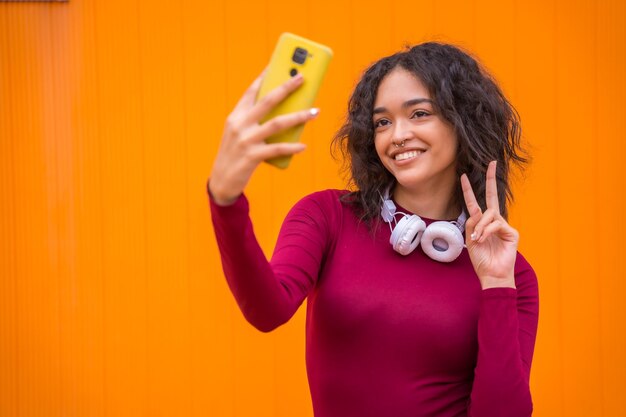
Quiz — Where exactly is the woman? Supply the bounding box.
[208,42,539,417]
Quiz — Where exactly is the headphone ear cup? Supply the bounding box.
[420,221,465,262]
[390,215,426,256]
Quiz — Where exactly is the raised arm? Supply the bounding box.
[467,258,539,417]
[209,191,335,332]
[461,161,540,415]
[208,69,324,331]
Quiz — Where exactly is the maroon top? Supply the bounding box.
[209,189,539,417]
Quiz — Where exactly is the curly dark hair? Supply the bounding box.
[332,42,529,225]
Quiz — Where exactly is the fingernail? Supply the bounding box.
[309,108,320,117]
[294,73,304,82]
[470,232,477,241]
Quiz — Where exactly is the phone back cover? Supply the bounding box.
[257,33,333,168]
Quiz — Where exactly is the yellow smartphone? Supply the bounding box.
[256,33,333,169]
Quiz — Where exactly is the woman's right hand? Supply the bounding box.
[208,70,320,206]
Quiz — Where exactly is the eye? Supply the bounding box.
[373,118,391,129]
[411,110,429,118]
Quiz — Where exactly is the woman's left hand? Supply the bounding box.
[461,161,518,289]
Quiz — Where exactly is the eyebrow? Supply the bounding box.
[373,98,434,115]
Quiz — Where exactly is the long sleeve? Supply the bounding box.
[210,188,541,416]
[209,191,335,332]
[467,255,539,417]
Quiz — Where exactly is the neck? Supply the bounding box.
[393,181,460,220]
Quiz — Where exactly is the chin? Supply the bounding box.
[393,170,456,193]
[394,175,426,190]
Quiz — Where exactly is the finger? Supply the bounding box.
[477,218,519,244]
[463,214,480,245]
[461,173,483,242]
[461,173,482,217]
[244,73,304,124]
[232,68,267,114]
[252,142,307,161]
[471,208,498,242]
[485,160,501,213]
[250,108,319,143]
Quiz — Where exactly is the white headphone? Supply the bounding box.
[380,189,467,262]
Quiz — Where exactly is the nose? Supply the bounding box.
[391,119,414,144]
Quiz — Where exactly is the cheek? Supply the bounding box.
[434,125,458,154]
[373,139,394,172]
[448,131,459,155]
[374,136,386,159]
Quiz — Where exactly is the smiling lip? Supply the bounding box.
[390,148,426,162]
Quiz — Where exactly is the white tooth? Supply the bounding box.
[395,150,422,161]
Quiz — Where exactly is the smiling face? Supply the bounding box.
[373,67,459,198]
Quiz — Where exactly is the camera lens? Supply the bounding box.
[290,68,298,77]
[292,47,308,65]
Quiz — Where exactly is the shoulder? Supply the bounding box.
[292,189,350,212]
[286,189,351,227]
[278,190,351,249]
[297,188,350,203]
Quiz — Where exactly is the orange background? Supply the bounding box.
[1,0,624,416]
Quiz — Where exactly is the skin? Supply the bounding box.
[209,69,518,290]
[462,161,518,289]
[209,71,318,205]
[373,67,459,220]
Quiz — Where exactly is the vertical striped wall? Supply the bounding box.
[0,0,624,416]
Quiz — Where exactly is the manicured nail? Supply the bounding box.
[471,232,477,241]
[309,108,320,117]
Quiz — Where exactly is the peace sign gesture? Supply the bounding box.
[461,161,518,289]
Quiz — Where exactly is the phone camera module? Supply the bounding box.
[292,47,308,65]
